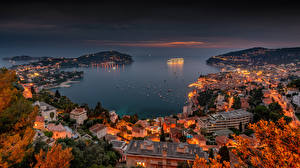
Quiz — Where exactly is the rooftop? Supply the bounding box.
[70,108,87,115]
[209,109,253,121]
[125,140,208,160]
[89,124,106,133]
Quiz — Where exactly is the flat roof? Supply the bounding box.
[125,140,207,160]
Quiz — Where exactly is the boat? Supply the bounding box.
[167,58,184,65]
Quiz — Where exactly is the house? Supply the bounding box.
[187,134,206,147]
[33,116,45,130]
[33,101,57,122]
[163,117,177,133]
[70,108,88,125]
[132,126,147,138]
[110,140,127,162]
[89,124,107,139]
[215,136,230,148]
[47,123,72,139]
[109,110,119,123]
[170,127,182,141]
[125,140,208,168]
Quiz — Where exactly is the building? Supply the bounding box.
[33,116,45,130]
[70,108,88,125]
[47,123,72,139]
[198,109,253,133]
[125,140,208,168]
[33,101,57,122]
[110,140,127,162]
[109,110,118,123]
[89,124,107,139]
[132,126,147,138]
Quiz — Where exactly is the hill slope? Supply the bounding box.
[207,47,300,67]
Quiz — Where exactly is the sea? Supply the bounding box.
[0,49,228,118]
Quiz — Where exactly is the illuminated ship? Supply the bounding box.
[167,58,184,64]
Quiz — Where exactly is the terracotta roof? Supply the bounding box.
[70,108,86,115]
[215,136,229,146]
[47,123,66,132]
[35,116,44,122]
[89,124,106,133]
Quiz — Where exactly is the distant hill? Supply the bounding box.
[17,50,133,68]
[77,51,133,64]
[206,47,300,67]
[3,55,50,61]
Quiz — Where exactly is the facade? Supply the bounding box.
[47,123,72,139]
[33,101,57,122]
[70,108,88,125]
[125,140,208,168]
[198,109,253,133]
[109,110,119,123]
[33,116,45,130]
[89,124,107,139]
[132,126,147,138]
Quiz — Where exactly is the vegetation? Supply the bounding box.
[232,96,241,109]
[193,118,300,168]
[287,79,300,90]
[207,47,300,66]
[0,69,39,167]
[252,102,291,123]
[56,138,121,168]
[33,90,78,112]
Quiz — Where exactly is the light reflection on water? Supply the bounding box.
[0,55,219,118]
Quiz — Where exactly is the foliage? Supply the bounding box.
[252,103,289,123]
[230,118,300,168]
[248,88,263,107]
[34,144,73,168]
[0,69,39,167]
[44,131,53,138]
[56,138,121,168]
[34,90,78,112]
[177,161,192,168]
[232,96,241,109]
[218,146,230,163]
[287,79,300,90]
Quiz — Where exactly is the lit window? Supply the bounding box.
[136,161,146,167]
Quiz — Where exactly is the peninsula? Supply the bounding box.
[206,47,300,67]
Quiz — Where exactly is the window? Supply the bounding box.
[136,161,146,167]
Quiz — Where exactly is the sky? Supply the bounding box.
[0,1,300,57]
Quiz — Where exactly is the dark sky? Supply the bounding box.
[0,1,300,57]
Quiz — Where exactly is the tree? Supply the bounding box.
[56,138,121,168]
[34,144,73,168]
[208,148,214,159]
[218,146,230,163]
[160,127,166,142]
[232,96,241,109]
[230,118,300,167]
[239,122,243,132]
[50,112,55,120]
[193,118,300,168]
[55,90,61,98]
[177,161,192,168]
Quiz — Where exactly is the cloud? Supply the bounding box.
[84,40,206,48]
[84,39,300,49]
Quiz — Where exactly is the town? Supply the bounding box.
[8,60,297,168]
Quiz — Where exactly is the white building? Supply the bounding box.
[198,109,253,133]
[89,124,107,139]
[33,101,57,122]
[70,108,88,125]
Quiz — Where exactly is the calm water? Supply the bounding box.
[0,53,219,118]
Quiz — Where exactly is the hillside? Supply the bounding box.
[207,47,300,67]
[77,50,133,64]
